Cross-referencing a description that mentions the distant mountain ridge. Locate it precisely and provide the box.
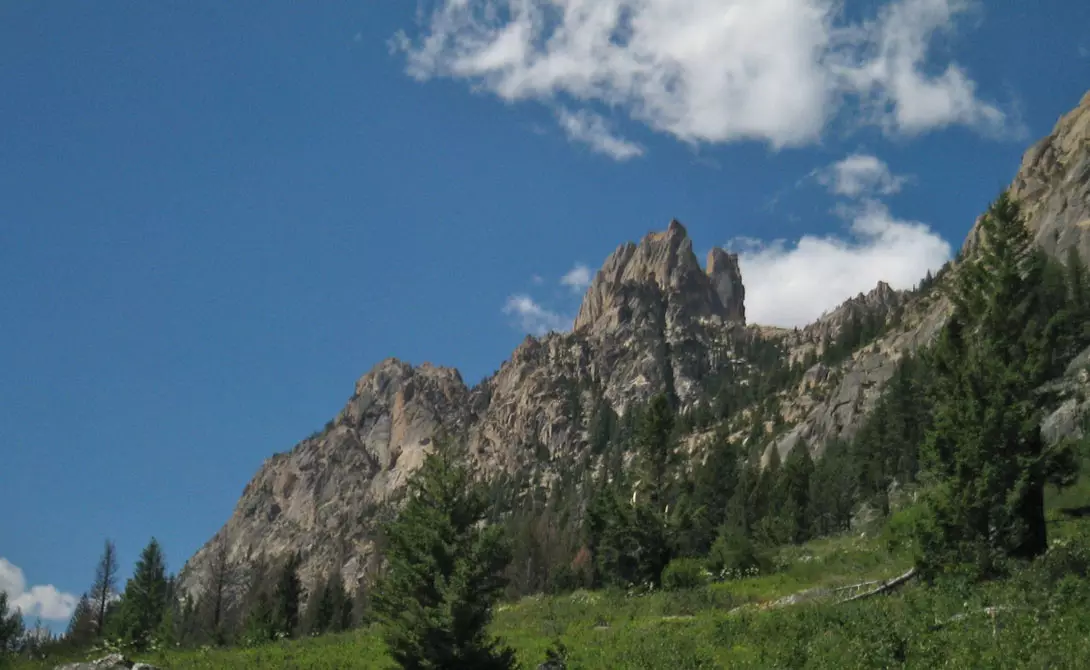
[179,89,1090,604]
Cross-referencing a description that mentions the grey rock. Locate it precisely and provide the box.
[54,654,160,670]
[706,247,746,324]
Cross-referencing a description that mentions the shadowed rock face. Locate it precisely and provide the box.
[180,90,1090,605]
[706,248,746,324]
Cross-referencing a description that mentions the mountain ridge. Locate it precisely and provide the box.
[178,88,1090,606]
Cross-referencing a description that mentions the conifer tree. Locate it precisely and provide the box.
[917,192,1078,578]
[65,593,96,648]
[688,430,740,554]
[0,592,25,655]
[371,441,516,669]
[273,554,302,639]
[304,576,335,636]
[781,444,815,544]
[115,538,169,650]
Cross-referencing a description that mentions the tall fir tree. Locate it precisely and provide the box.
[273,553,303,639]
[371,441,516,669]
[780,443,815,544]
[917,192,1078,578]
[64,593,96,648]
[0,592,25,655]
[115,538,170,650]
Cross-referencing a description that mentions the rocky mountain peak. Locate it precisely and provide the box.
[573,220,745,334]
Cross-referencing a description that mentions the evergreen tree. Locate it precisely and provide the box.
[371,441,516,669]
[0,592,25,656]
[243,591,276,646]
[916,192,1078,578]
[806,440,856,537]
[273,553,303,639]
[635,393,678,508]
[115,538,169,650]
[90,539,119,638]
[780,444,815,544]
[330,573,353,633]
[304,576,334,636]
[687,431,740,554]
[64,593,96,648]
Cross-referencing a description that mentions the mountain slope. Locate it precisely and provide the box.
[179,88,1090,602]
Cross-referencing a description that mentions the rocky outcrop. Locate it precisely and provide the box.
[707,248,746,324]
[181,359,473,595]
[574,219,744,334]
[54,655,160,670]
[769,89,1090,459]
[964,90,1090,260]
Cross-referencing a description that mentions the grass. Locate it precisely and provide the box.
[16,507,1090,669]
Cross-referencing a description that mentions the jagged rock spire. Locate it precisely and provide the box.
[573,219,746,334]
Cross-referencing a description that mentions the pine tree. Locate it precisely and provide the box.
[243,591,276,646]
[781,444,815,544]
[272,554,302,639]
[917,192,1078,578]
[635,393,678,508]
[371,441,516,669]
[687,431,740,554]
[90,539,119,638]
[329,572,353,633]
[116,538,170,650]
[64,593,96,648]
[304,576,335,636]
[0,592,25,655]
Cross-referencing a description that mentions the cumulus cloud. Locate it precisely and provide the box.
[734,200,952,326]
[817,154,908,197]
[560,263,593,293]
[556,108,644,160]
[503,294,572,335]
[0,558,78,622]
[393,0,1008,152]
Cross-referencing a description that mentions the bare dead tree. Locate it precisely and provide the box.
[90,539,118,637]
[204,532,236,644]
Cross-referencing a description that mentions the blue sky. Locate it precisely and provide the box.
[1,0,1088,627]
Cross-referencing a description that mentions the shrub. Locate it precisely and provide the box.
[707,529,768,579]
[661,558,707,591]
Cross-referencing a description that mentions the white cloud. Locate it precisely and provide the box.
[841,0,1006,136]
[393,0,1007,151]
[1079,45,1089,58]
[818,154,908,197]
[560,263,593,293]
[556,108,644,160]
[531,274,545,285]
[0,558,78,622]
[734,200,952,326]
[503,294,572,335]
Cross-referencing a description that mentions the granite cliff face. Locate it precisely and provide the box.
[769,89,1090,460]
[180,89,1090,602]
[181,219,749,598]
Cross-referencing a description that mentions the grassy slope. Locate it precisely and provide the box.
[18,478,1090,669]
